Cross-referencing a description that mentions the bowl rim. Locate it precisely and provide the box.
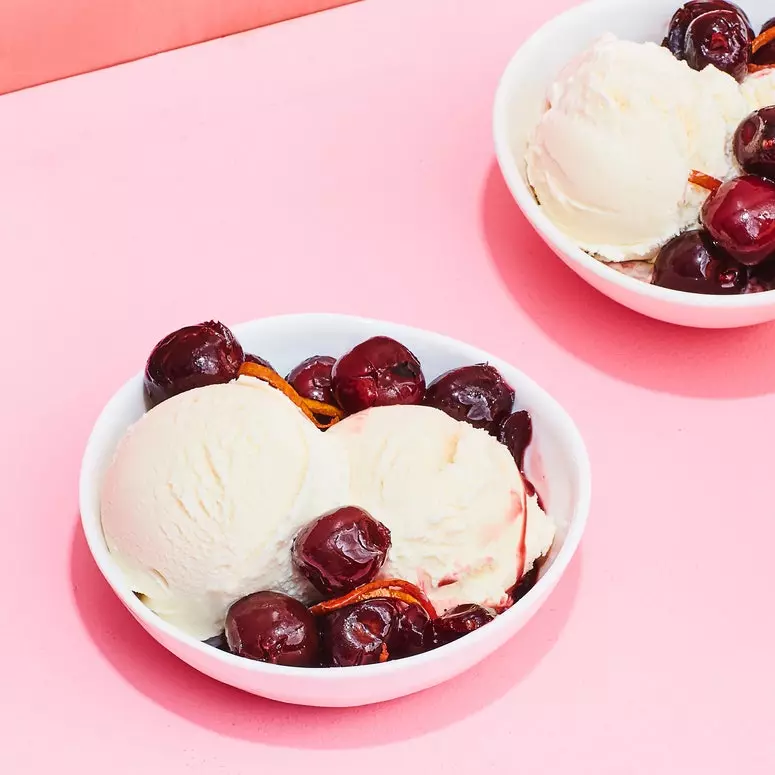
[79,312,591,680]
[492,0,775,311]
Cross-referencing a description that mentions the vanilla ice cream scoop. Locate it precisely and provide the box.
[526,34,749,262]
[742,68,775,111]
[100,376,349,639]
[327,405,555,613]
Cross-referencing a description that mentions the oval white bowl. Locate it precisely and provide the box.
[493,0,775,328]
[79,313,591,707]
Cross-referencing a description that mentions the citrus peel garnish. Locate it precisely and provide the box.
[309,578,438,619]
[751,25,775,56]
[748,62,775,73]
[689,170,722,193]
[238,361,344,429]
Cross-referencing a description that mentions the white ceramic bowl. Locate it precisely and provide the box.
[493,0,775,329]
[79,314,590,707]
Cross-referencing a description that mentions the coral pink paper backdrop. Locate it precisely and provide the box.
[0,0,359,94]
[0,0,773,773]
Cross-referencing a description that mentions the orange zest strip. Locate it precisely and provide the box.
[309,578,438,619]
[238,362,344,429]
[302,398,343,418]
[752,25,775,56]
[748,62,775,73]
[688,170,722,193]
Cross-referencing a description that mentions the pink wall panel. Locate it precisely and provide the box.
[0,0,360,94]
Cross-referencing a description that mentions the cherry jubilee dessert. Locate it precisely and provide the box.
[527,2,775,296]
[112,320,554,669]
[651,2,775,292]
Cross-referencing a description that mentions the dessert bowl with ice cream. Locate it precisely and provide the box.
[79,314,590,707]
[494,0,775,327]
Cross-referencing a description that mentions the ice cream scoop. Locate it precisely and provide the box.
[525,34,749,262]
[100,376,349,639]
[326,405,555,613]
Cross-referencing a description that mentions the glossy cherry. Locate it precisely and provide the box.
[225,591,319,667]
[510,564,541,605]
[203,632,229,651]
[433,604,495,646]
[701,176,775,266]
[391,600,433,658]
[734,108,775,181]
[747,258,775,292]
[663,2,752,59]
[651,229,746,293]
[144,321,244,407]
[498,410,533,472]
[320,599,398,667]
[331,336,425,414]
[286,355,337,404]
[292,507,392,596]
[684,10,751,82]
[424,364,514,435]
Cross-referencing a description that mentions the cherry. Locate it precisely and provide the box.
[331,336,425,414]
[433,604,495,646]
[144,321,244,407]
[286,355,337,404]
[748,258,775,292]
[292,507,392,596]
[319,597,434,666]
[320,599,398,667]
[752,17,775,66]
[701,176,775,266]
[734,108,775,181]
[510,564,541,605]
[391,600,433,658]
[203,632,229,651]
[498,410,533,473]
[424,364,514,435]
[684,10,751,82]
[244,353,274,371]
[651,229,747,293]
[663,2,753,59]
[225,591,319,667]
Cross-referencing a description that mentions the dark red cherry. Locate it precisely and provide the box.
[663,2,753,59]
[391,600,434,658]
[144,321,244,407]
[498,410,533,472]
[651,229,746,293]
[510,564,541,605]
[225,591,319,667]
[424,364,514,435]
[320,599,397,667]
[747,258,775,292]
[331,336,425,414]
[734,108,775,181]
[286,355,336,404]
[433,604,495,646]
[244,353,274,371]
[292,507,391,596]
[752,17,775,66]
[203,632,229,651]
[684,10,751,81]
[701,176,775,266]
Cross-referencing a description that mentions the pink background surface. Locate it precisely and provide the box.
[1,0,773,771]
[0,0,359,95]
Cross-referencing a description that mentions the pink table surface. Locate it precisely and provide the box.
[1,0,773,771]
